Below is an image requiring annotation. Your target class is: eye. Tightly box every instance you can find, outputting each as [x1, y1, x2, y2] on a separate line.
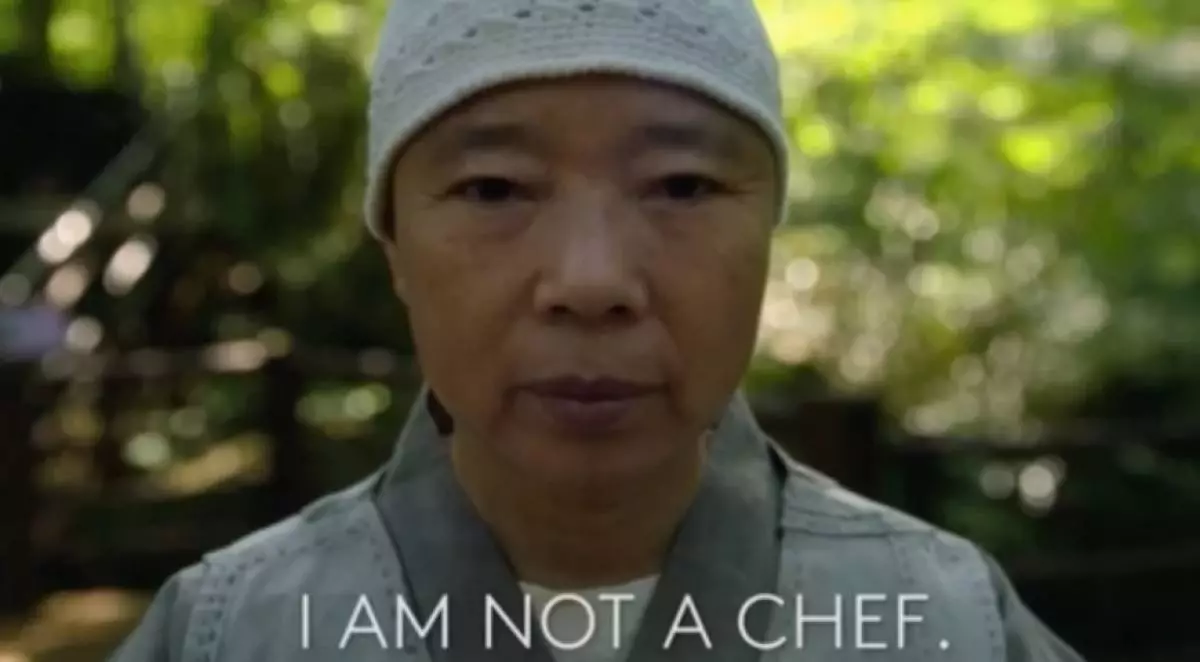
[446, 176, 528, 204]
[652, 174, 728, 202]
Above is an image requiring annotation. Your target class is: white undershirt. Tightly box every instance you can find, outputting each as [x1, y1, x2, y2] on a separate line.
[520, 575, 659, 662]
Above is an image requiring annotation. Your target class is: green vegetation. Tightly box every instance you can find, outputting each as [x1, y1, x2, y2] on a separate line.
[2, 0, 1198, 463]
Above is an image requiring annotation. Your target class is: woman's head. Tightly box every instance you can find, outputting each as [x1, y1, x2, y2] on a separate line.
[367, 0, 788, 490]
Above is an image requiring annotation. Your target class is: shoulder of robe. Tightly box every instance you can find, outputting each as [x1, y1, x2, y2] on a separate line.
[771, 441, 970, 541]
[108, 563, 208, 661]
[769, 445, 1017, 659]
[108, 473, 400, 661]
[194, 473, 391, 590]
[771, 458, 1090, 662]
[770, 440, 997, 590]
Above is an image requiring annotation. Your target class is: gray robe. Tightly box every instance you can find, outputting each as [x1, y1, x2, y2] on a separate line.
[109, 389, 1086, 661]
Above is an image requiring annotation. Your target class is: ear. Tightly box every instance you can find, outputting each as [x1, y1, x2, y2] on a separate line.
[378, 183, 412, 303]
[381, 240, 409, 303]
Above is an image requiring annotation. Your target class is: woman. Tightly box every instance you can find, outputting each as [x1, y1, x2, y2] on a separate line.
[111, 0, 1085, 660]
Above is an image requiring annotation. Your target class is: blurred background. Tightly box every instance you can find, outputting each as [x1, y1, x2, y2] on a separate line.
[1, 0, 1198, 660]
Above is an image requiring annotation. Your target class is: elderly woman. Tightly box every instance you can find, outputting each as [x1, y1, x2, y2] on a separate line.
[111, 1, 1085, 661]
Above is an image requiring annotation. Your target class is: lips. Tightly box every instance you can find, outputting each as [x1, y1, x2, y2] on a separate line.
[521, 376, 660, 402]
[519, 375, 661, 435]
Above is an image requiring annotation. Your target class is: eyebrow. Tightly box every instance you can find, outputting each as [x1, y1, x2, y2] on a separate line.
[626, 121, 748, 163]
[430, 122, 541, 165]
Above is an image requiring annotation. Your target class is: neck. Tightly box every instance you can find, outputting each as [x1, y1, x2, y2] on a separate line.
[451, 434, 707, 590]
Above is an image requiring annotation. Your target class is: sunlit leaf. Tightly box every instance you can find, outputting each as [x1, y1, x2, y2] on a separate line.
[308, 1, 350, 37]
[969, 0, 1051, 33]
[48, 0, 114, 84]
[264, 60, 303, 98]
[1000, 125, 1071, 175]
[129, 0, 209, 90]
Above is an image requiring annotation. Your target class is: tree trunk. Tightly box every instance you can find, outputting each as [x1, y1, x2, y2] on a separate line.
[0, 363, 41, 616]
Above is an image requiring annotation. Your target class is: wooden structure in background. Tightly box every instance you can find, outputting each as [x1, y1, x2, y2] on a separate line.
[758, 396, 882, 498]
[2, 345, 1200, 661]
[0, 363, 41, 615]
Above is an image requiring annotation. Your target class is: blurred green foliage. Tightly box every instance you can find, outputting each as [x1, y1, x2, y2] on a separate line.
[753, 0, 1200, 438]
[4, 10, 1200, 653]
[3, 0, 1199, 442]
[0, 2, 1198, 607]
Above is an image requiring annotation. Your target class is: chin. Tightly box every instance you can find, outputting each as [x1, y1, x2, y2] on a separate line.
[505, 428, 696, 489]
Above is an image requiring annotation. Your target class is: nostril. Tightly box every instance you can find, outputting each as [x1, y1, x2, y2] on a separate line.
[547, 302, 635, 323]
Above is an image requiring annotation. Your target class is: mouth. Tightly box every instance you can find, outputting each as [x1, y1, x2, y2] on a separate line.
[519, 375, 662, 402]
[518, 375, 663, 435]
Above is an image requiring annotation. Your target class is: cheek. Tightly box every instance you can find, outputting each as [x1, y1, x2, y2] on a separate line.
[396, 241, 518, 411]
[658, 228, 769, 398]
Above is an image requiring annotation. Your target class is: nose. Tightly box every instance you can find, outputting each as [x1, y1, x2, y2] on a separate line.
[532, 196, 649, 327]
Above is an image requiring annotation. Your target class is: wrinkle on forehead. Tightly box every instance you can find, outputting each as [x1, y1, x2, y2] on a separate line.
[424, 118, 757, 170]
[399, 74, 777, 174]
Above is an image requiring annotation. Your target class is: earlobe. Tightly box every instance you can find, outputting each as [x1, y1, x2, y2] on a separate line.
[381, 243, 409, 303]
[380, 186, 413, 304]
[392, 272, 409, 303]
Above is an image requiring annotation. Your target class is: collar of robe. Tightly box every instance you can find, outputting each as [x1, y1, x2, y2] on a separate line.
[372, 386, 785, 661]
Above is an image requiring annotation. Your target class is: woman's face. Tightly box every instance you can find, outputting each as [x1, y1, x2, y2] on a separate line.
[384, 75, 777, 488]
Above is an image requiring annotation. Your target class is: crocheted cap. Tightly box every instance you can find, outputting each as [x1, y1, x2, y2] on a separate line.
[365, 0, 790, 239]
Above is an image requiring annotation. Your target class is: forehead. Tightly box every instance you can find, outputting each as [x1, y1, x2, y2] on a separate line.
[446, 74, 732, 122]
[404, 74, 771, 163]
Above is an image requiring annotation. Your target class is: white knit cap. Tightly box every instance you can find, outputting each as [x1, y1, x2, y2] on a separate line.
[365, 0, 790, 238]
